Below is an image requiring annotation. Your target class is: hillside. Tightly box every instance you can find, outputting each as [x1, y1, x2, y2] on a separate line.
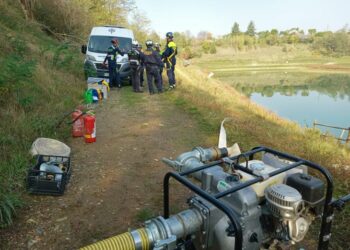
[0, 0, 85, 226]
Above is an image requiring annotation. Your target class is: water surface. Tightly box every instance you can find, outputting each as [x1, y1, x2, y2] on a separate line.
[237, 75, 350, 138]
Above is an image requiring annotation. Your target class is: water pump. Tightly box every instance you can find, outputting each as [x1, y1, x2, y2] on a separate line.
[81, 142, 349, 250]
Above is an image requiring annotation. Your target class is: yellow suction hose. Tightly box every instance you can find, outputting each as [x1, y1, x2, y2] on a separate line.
[80, 228, 150, 250]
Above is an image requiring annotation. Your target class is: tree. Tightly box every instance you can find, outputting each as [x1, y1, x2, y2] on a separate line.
[31, 0, 137, 37]
[197, 31, 212, 40]
[231, 22, 240, 35]
[312, 32, 350, 56]
[185, 30, 193, 38]
[308, 29, 317, 35]
[306, 29, 317, 43]
[271, 29, 278, 35]
[173, 32, 193, 47]
[246, 21, 256, 36]
[148, 31, 160, 43]
[128, 9, 151, 43]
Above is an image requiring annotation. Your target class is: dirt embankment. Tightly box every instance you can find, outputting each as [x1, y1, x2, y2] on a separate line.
[0, 88, 210, 249]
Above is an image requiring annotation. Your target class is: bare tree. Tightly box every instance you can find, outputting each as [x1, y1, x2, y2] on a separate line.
[197, 31, 212, 40]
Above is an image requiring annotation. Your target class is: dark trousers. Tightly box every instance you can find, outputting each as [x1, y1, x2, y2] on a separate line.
[108, 63, 121, 87]
[159, 66, 164, 88]
[146, 65, 162, 94]
[166, 65, 176, 86]
[140, 66, 145, 87]
[131, 66, 141, 92]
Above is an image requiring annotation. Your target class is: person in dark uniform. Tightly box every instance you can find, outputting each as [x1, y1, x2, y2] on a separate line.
[137, 44, 145, 88]
[162, 32, 177, 90]
[103, 38, 124, 88]
[128, 41, 143, 93]
[154, 43, 164, 89]
[141, 40, 163, 95]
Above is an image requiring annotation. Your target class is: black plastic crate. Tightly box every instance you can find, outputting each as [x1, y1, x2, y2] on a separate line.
[26, 155, 71, 195]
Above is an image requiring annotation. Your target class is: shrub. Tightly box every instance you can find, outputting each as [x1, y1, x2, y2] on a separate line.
[32, 0, 91, 37]
[201, 40, 217, 54]
[231, 35, 245, 51]
[209, 44, 217, 54]
[311, 32, 350, 56]
[181, 46, 199, 59]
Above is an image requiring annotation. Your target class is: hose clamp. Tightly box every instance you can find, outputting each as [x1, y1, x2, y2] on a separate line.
[154, 235, 177, 250]
[130, 230, 143, 250]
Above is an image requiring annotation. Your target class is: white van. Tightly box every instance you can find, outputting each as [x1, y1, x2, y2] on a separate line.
[81, 26, 134, 80]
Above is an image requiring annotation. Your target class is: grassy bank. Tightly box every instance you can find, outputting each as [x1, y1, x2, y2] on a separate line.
[194, 46, 350, 87]
[166, 62, 350, 248]
[0, 1, 85, 226]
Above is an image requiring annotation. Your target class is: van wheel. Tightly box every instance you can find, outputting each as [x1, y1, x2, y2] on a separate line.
[121, 77, 132, 86]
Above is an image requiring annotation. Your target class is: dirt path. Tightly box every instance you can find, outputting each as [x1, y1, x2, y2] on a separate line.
[0, 87, 209, 249]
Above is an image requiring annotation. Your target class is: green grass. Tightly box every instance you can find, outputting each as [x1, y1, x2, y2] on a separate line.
[118, 85, 147, 107]
[135, 208, 155, 222]
[0, 193, 23, 228]
[0, 0, 85, 226]
[193, 45, 350, 87]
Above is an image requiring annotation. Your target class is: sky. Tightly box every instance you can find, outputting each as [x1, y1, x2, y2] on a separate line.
[134, 0, 350, 37]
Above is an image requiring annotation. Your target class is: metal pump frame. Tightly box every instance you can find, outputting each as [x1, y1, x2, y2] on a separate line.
[163, 146, 337, 250]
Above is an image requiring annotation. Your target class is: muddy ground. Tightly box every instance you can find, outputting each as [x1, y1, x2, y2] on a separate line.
[0, 87, 211, 249]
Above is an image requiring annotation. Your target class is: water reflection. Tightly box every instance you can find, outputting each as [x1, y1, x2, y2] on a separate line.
[234, 74, 350, 100]
[234, 74, 350, 138]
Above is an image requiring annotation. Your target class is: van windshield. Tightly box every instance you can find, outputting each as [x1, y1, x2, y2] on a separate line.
[88, 36, 132, 53]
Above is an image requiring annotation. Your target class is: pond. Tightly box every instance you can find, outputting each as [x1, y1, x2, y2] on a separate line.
[235, 75, 350, 139]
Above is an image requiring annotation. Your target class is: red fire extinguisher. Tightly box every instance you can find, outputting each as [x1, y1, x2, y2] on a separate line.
[71, 109, 85, 137]
[84, 112, 96, 143]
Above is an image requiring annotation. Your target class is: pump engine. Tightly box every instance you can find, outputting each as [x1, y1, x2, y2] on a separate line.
[82, 145, 349, 250]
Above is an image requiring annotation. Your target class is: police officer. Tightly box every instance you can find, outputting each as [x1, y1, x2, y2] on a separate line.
[103, 38, 124, 88]
[128, 41, 143, 93]
[137, 44, 145, 88]
[154, 43, 164, 88]
[162, 32, 177, 90]
[142, 40, 163, 95]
